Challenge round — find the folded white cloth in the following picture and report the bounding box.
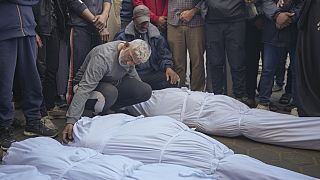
[3,137,214,180]
[0,165,51,180]
[71,114,318,180]
[71,114,234,174]
[129,88,320,150]
[213,154,318,180]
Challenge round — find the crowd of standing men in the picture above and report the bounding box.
[0,0,319,150]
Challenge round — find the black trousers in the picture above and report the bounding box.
[84,76,152,114]
[139,71,177,90]
[245,19,263,99]
[37,29,60,110]
[206,21,247,98]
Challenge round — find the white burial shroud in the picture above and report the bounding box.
[3,137,214,180]
[0,165,51,180]
[71,114,318,180]
[129,88,320,150]
[71,114,234,174]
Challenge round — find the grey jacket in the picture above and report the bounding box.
[66,0,111,27]
[66,41,140,124]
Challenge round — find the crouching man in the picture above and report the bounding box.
[62,39,152,143]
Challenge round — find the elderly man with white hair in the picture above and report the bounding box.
[62,39,152,143]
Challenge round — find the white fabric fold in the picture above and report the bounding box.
[3,137,214,180]
[71,114,234,174]
[0,165,51,180]
[213,154,318,180]
[129,88,320,150]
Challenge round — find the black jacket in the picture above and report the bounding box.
[33,0,68,37]
[260,0,303,47]
[205,0,247,23]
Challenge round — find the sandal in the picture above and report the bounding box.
[279,93,292,104]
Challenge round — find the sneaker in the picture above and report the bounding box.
[47,105,66,118]
[256,104,270,111]
[24,119,59,138]
[290,107,299,116]
[0,127,17,151]
[40,116,58,130]
[272,84,283,92]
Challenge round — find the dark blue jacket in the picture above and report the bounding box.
[0,0,39,41]
[114,21,174,75]
[260,0,303,47]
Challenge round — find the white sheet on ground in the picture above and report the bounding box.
[3,137,214,180]
[71,114,318,180]
[129,88,320,150]
[213,154,318,180]
[0,165,51,180]
[71,114,234,174]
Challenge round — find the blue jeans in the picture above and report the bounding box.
[259,43,295,106]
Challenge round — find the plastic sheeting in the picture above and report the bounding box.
[71,114,234,174]
[0,165,51,180]
[129,88,320,150]
[3,137,214,180]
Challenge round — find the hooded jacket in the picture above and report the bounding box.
[114,21,174,75]
[0,0,39,41]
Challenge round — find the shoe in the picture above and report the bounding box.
[24,119,59,138]
[256,104,270,111]
[40,116,58,130]
[47,105,66,118]
[272,84,283,92]
[0,127,17,151]
[246,98,256,108]
[290,107,299,116]
[279,93,292,104]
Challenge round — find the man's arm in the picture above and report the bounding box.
[127,67,141,81]
[155,35,174,71]
[66,55,108,124]
[259,0,279,20]
[289,0,304,23]
[179,0,202,22]
[66,0,95,23]
[94,1,112,30]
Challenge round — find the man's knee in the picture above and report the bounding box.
[136,83,152,102]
